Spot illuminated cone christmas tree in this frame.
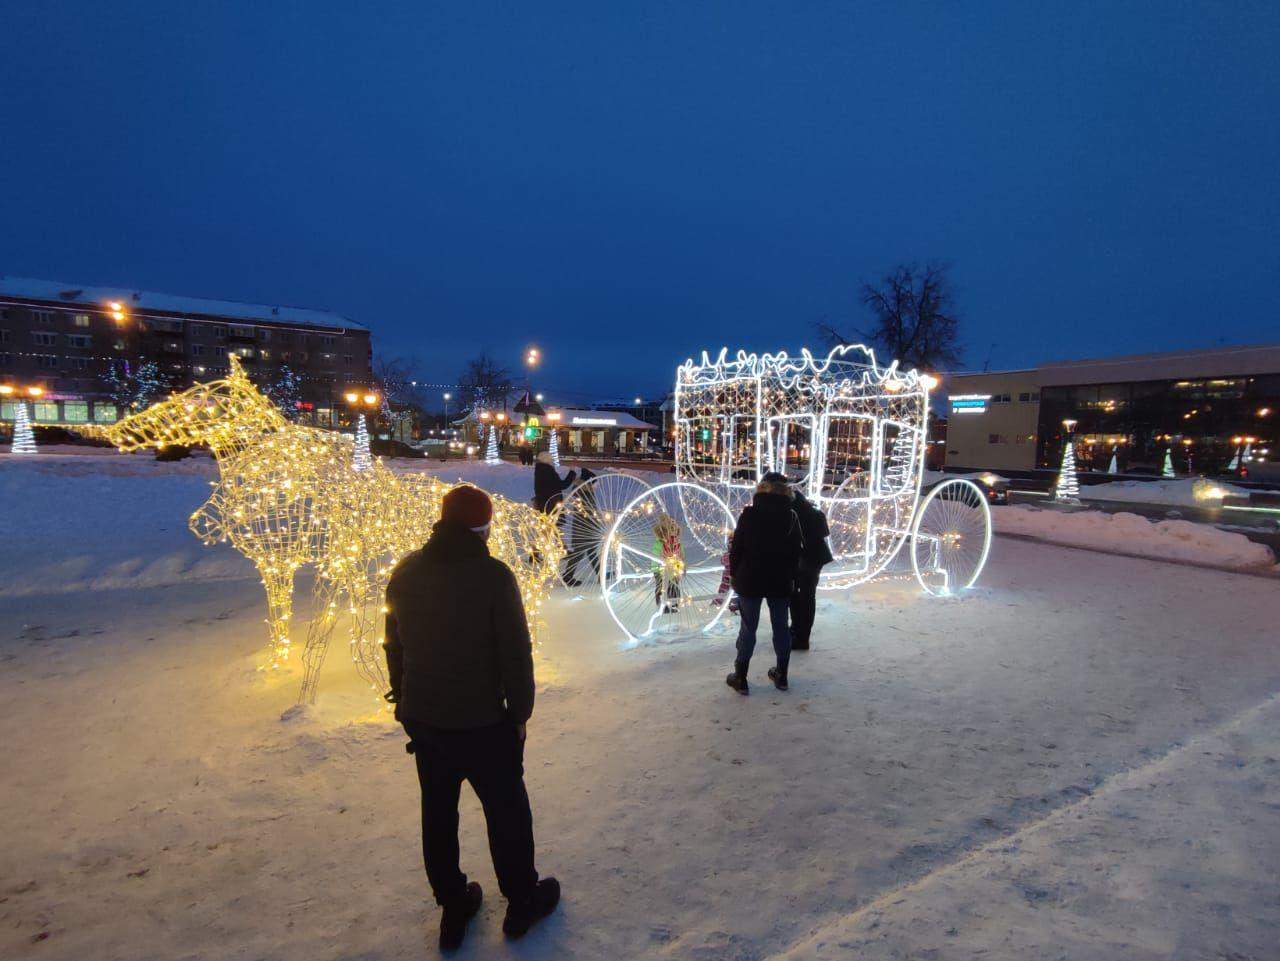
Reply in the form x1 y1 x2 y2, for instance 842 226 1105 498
1054 441 1079 500
485 424 500 465
352 414 372 471
548 425 561 469
1107 451 1118 474
11 401 36 454
1162 448 1175 478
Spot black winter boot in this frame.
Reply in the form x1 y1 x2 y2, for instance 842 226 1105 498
439 882 482 951
503 877 561 939
726 660 750 694
767 666 788 691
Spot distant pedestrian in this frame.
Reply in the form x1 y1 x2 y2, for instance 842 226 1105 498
789 489 833 651
725 472 802 693
562 467 599 586
384 485 560 950
533 451 576 513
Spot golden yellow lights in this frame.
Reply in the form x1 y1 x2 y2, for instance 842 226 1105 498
27 386 44 397
362 393 377 405
107 300 126 322
104 356 563 707
526 346 541 367
345 391 359 403
0 385 12 395
919 373 939 391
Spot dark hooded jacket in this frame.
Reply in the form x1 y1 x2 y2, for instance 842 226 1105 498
793 491 834 572
729 490 803 598
534 461 576 513
383 519 534 730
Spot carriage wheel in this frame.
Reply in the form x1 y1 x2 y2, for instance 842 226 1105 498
601 482 735 643
556 472 654 591
910 479 992 596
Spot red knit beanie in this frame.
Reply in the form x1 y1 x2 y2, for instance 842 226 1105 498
442 485 493 530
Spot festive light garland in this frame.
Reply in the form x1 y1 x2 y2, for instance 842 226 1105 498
1055 435 1081 501
103 357 563 703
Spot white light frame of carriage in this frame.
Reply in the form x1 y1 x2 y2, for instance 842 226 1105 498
672 344 938 589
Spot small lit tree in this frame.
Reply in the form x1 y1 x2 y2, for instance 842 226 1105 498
353 414 373 470
11 401 36 454
485 424 500 465
548 425 561 469
1055 421 1080 502
1162 448 1175 478
265 366 304 421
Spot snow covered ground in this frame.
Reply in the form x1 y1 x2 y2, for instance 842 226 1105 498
1076 477 1256 509
994 504 1277 572
2 454 1279 960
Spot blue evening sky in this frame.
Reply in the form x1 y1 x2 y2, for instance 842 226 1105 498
2 2 1277 401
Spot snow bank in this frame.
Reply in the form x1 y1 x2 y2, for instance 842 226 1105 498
1077 476 1253 508
994 504 1276 570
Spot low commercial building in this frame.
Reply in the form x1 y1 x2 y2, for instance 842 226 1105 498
946 344 1279 476
461 406 659 456
0 275 374 427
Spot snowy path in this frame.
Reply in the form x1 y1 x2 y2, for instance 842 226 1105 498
2 455 1279 959
3 534 1279 960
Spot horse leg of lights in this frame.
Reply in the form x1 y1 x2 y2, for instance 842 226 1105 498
256 564 297 668
298 577 341 704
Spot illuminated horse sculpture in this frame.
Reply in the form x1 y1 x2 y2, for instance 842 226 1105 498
104 357 563 703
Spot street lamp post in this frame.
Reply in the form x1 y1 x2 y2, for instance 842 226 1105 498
443 392 452 433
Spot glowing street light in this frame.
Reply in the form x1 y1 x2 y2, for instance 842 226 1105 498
107 300 127 323
525 346 540 368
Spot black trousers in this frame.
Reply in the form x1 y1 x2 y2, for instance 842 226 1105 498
402 719 539 906
790 567 821 648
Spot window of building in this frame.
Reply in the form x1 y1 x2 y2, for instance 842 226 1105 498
259 329 271 342
35 354 59 369
280 351 291 362
343 354 353 366
73 313 91 327
113 338 125 351
320 352 334 363
988 433 1000 444
0 329 8 343
259 349 271 361
0 401 14 419
67 334 91 349
1 353 13 367
320 335 335 347
1018 392 1030 402
229 324 253 338
33 331 57 346
93 403 118 423
213 325 227 338
34 402 59 421
214 346 227 358
68 357 90 371
234 346 254 359
32 310 53 325
298 351 310 363
63 401 89 423
191 343 205 356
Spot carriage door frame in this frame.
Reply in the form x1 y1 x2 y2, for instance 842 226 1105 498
764 413 816 491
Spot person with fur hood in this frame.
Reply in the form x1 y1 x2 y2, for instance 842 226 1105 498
532 451 576 513
725 472 803 693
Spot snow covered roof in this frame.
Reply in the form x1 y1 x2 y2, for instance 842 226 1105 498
0 275 367 332
459 407 658 430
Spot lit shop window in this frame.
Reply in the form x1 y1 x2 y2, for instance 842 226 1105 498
63 401 89 422
93 404 119 423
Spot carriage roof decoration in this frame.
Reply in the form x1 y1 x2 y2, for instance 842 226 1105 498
587 344 991 643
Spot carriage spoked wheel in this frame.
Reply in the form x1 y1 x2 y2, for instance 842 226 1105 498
909 478 992 596
601 482 736 643
555 472 654 592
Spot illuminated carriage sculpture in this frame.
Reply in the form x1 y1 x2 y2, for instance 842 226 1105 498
598 345 992 642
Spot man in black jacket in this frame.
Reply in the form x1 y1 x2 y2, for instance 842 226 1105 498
533 451 576 513
790 489 833 651
726 472 803 694
385 485 559 950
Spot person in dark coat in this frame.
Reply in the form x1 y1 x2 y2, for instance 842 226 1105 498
726 472 803 694
533 451 576 513
562 467 598 586
384 485 560 949
789 490 833 651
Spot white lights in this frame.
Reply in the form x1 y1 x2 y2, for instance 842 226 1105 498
10 400 36 454
570 416 618 426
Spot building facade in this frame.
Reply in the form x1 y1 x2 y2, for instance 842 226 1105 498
0 276 373 427
946 344 1279 476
